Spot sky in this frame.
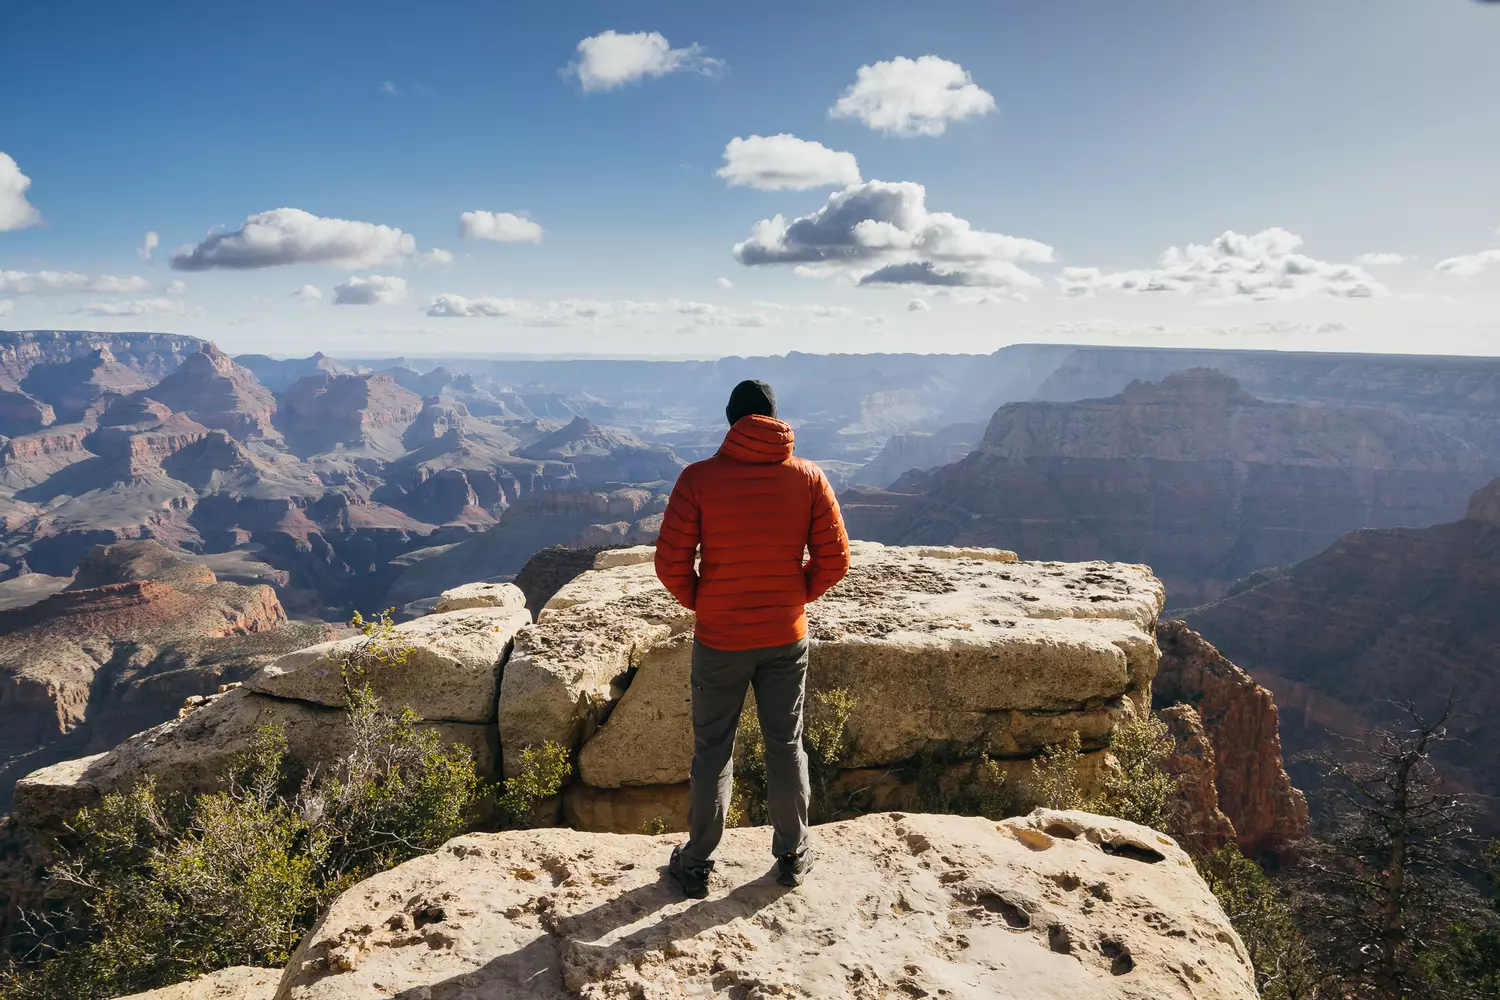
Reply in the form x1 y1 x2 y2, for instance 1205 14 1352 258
2 0 1498 359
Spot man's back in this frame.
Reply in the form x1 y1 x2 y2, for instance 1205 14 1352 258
655 413 849 651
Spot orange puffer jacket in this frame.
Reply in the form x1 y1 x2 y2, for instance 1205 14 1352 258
654 414 850 651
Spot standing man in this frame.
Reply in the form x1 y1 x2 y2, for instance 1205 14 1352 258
654 379 850 897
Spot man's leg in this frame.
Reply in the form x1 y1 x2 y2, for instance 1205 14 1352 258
751 637 811 863
680 639 753 874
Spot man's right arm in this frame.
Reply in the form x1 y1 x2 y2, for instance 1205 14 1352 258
654 468 701 610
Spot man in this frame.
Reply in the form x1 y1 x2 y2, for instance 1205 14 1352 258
654 379 850 897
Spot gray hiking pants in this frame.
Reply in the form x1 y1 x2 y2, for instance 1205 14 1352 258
680 636 810 871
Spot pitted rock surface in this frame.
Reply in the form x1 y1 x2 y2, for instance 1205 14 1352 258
271 810 1255 1000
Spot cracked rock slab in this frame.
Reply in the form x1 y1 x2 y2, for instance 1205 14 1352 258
118 966 279 1000
272 810 1255 1000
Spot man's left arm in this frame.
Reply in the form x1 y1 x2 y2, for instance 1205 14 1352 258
804 469 850 602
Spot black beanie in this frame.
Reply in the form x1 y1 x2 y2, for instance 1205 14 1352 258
725 379 777 425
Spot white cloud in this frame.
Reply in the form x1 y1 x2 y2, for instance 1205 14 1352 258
1059 228 1387 301
170 207 417 271
459 211 544 244
138 231 160 263
566 30 722 92
1435 249 1500 277
715 276 734 290
77 297 187 316
716 135 861 191
0 153 41 231
733 179 1052 290
1354 252 1406 266
419 247 454 266
425 294 786 331
0 300 13 318
0 270 151 295
908 298 931 311
165 279 187 295
292 284 323 305
829 56 995 137
380 80 398 95
333 275 407 306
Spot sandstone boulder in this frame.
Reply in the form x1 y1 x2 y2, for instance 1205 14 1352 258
13 687 496 836
271 810 1255 999
118 966 279 1000
529 542 1163 822
432 580 529 614
246 606 530 723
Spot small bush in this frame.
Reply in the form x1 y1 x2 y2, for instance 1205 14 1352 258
1091 714 1177 830
496 742 571 828
330 608 411 692
1030 731 1085 811
0 687 482 1000
1196 846 1324 1000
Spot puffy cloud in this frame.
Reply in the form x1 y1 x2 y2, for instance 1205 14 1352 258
907 298 931 311
1058 228 1387 301
77 297 187 317
716 135 861 191
333 275 408 305
1354 252 1406 266
734 180 1051 291
829 56 995 137
292 284 323 305
138 231 160 263
170 208 416 271
165 279 187 295
1435 249 1500 278
0 153 41 231
566 30 722 92
0 270 150 295
459 211 544 244
427 294 517 318
419 248 454 266
0 300 13 317
715 276 734 290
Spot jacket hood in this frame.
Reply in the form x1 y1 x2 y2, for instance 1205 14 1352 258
719 414 794 464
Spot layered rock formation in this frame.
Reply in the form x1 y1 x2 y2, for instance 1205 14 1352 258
1154 621 1309 859
0 540 333 811
270 811 1256 999
855 369 1496 607
501 542 1165 832
146 342 279 442
1185 476 1500 821
852 419 983 487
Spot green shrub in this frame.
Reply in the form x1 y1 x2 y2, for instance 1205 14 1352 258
1030 731 1085 811
330 608 410 692
496 741 572 828
0 687 482 1000
1196 846 1325 1000
729 688 858 828
1091 714 1177 830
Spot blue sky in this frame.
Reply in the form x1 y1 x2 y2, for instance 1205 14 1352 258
2 0 1498 357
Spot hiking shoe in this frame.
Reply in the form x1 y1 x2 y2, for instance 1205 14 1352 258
669 845 711 899
776 850 813 888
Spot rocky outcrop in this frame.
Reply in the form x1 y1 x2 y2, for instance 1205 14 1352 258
0 541 332 812
145 342 279 442
861 369 1497 607
1471 477 1500 528
271 810 1256 999
1154 621 1309 858
512 544 616 614
502 541 1164 830
0 389 55 436
1159 704 1239 857
233 351 350 392
1185 476 1500 824
19 345 155 422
